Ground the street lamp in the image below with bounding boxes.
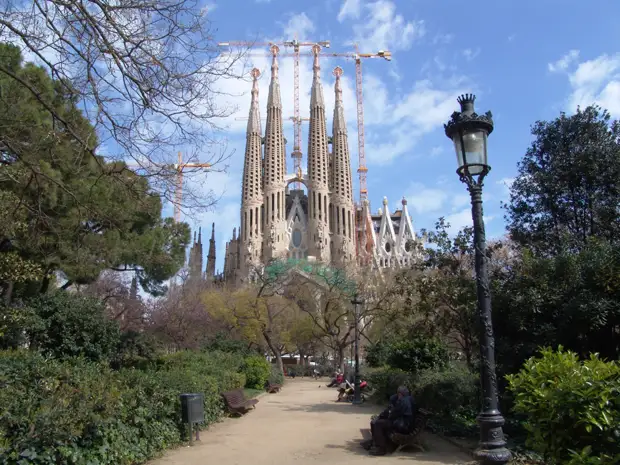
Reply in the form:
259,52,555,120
350,294,364,405
444,94,511,465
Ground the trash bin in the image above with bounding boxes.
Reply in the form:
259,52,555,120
180,393,205,424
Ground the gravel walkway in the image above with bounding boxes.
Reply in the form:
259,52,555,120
149,378,471,465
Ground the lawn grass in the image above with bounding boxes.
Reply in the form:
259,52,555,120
243,388,264,399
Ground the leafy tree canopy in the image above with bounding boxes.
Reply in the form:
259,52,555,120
0,44,190,297
505,105,620,255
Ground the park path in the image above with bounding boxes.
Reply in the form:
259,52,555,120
149,378,472,465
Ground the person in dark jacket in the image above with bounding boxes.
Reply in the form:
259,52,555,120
368,386,415,456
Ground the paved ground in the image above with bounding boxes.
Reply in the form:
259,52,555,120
149,378,472,465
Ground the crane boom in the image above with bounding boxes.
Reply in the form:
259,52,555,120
126,151,211,223
219,38,330,191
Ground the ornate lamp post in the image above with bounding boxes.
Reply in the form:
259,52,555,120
444,94,511,465
350,294,364,404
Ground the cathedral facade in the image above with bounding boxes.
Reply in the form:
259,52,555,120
191,45,421,286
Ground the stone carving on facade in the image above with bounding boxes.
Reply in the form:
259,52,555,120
316,227,325,251
245,240,254,265
269,223,276,244
340,238,348,255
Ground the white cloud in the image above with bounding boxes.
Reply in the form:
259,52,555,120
337,0,362,21
433,33,454,45
549,51,620,116
283,12,315,40
451,193,470,210
463,48,480,62
445,208,494,234
404,182,449,214
548,49,579,72
430,146,444,157
497,177,514,197
345,0,425,52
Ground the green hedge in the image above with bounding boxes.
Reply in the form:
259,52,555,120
507,348,620,465
367,364,479,437
240,355,271,389
0,350,245,464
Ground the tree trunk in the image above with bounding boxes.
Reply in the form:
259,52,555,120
337,345,345,373
262,330,284,375
3,281,14,305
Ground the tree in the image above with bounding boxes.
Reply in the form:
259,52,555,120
149,270,214,350
79,271,146,332
288,263,381,372
1,2,246,213
0,292,121,362
0,45,190,301
203,287,298,374
375,219,480,367
505,105,620,256
492,240,620,379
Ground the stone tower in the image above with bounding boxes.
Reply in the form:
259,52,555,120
307,45,330,262
188,228,203,281
330,66,355,266
240,68,264,273
262,45,287,261
206,222,216,279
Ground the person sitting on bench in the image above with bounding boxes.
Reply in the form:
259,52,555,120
361,386,415,455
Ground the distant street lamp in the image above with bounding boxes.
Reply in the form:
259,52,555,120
444,94,511,465
350,294,364,405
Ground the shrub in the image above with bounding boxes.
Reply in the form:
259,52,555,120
386,337,449,374
202,333,253,356
0,349,246,464
241,355,271,389
506,347,620,465
268,363,284,386
412,363,479,437
1,293,121,362
364,340,392,367
367,369,416,403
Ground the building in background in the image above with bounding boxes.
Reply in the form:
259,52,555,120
190,46,421,286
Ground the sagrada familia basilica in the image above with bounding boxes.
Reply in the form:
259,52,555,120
189,45,420,286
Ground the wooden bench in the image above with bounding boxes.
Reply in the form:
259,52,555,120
389,408,432,452
265,383,282,393
221,389,259,415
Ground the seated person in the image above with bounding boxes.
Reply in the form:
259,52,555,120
326,371,344,387
361,386,415,455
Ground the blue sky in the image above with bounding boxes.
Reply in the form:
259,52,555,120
178,0,620,273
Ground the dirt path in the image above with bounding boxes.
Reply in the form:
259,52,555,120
149,378,472,465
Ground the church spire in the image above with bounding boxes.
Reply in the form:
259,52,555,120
206,222,216,279
267,45,282,109
307,44,330,262
247,68,261,134
262,44,286,261
332,66,346,132
310,44,325,108
330,66,355,265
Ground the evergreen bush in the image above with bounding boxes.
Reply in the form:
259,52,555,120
507,347,620,465
0,349,245,464
241,355,271,389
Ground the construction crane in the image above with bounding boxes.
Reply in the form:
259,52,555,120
239,45,391,200
127,152,211,223
218,39,330,189
322,48,392,203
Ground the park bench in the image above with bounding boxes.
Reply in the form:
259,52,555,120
389,408,432,452
265,383,282,393
221,389,258,415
